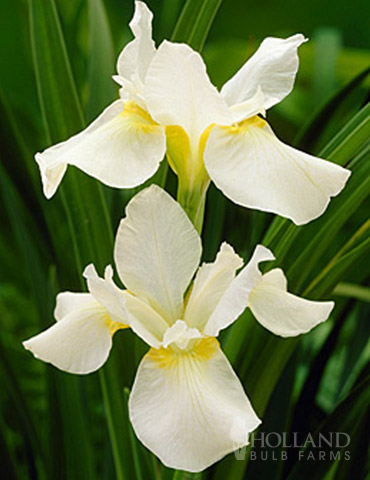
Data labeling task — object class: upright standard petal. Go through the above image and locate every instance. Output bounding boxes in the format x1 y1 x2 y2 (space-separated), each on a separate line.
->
145 41 232 144
129 338 261 472
162 320 202 350
23 296 116 374
115 1 156 105
204 245 275 336
36 100 166 198
248 269 334 337
122 291 169 348
114 185 202 322
184 242 243 331
83 264 128 325
204 118 351 225
221 34 307 113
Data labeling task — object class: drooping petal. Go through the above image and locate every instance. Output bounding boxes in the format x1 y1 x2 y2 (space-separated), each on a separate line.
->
83 264 128 325
145 41 232 145
54 292 95 321
114 185 202 322
129 338 261 472
204 118 351 225
23 298 114 374
114 1 156 106
204 245 275 337
122 291 169 348
36 100 166 198
184 242 243 331
221 34 307 113
248 268 334 337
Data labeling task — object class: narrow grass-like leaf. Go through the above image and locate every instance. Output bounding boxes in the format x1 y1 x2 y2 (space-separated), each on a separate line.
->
286 365 370 480
171 0 223 50
86 0 115 121
28 1 124 478
289 302 350 437
306 219 370 298
0 341 44 480
294 65 370 152
0 415 18 480
333 282 370 302
321 101 370 163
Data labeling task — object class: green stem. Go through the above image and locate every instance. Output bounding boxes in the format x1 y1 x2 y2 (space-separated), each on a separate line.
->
177 178 209 233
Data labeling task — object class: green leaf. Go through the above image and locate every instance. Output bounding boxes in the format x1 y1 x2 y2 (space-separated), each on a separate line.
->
306 219 370 298
0 415 18 480
286 365 370 480
29 0 114 271
312 28 342 105
333 282 370 302
294 65 370 152
29 0 84 140
321 101 370 165
171 0 223 51
85 0 116 121
28 1 128 478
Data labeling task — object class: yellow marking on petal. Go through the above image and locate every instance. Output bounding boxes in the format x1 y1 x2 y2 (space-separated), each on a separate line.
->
221 115 267 135
239 115 267 129
165 124 210 228
104 314 129 336
147 337 219 369
199 124 215 159
120 101 160 133
165 125 190 177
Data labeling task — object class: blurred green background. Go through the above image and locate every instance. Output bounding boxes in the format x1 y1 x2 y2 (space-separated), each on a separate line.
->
0 0 369 479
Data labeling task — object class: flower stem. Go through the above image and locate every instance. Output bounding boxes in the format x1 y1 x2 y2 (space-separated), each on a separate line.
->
177 178 209 233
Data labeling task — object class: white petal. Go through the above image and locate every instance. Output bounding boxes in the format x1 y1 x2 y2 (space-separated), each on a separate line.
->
229 86 266 123
115 1 156 105
23 300 113 374
117 2 155 80
54 292 95 321
145 41 232 144
204 245 275 337
122 291 169 348
36 100 166 198
114 185 202 322
184 242 243 331
129 338 261 472
35 156 67 199
83 264 128 325
162 320 202 349
249 268 334 337
204 119 351 225
221 34 307 113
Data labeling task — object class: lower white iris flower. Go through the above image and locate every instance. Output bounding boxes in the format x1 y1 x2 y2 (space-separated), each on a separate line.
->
23 186 334 471
36 1 350 225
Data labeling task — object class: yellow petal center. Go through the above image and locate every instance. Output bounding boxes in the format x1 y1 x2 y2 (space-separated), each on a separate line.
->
147 337 219 369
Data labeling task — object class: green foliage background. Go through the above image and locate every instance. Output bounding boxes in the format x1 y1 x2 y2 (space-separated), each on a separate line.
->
0 0 369 479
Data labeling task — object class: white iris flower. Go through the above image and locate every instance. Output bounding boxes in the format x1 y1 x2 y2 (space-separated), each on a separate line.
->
23 185 334 471
36 1 350 225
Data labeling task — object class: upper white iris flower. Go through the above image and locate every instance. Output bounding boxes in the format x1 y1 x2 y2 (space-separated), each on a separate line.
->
36 1 350 225
23 185 334 472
